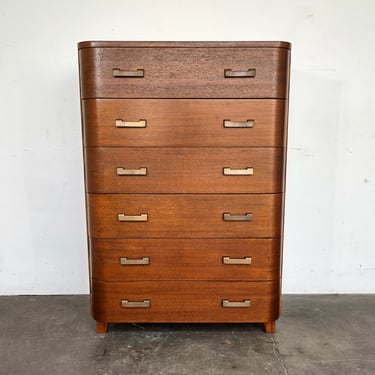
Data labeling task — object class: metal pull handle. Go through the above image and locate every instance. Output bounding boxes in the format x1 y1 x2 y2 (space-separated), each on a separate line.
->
223 167 253 176
120 257 150 265
117 167 147 176
224 69 256 78
223 213 253 221
115 119 147 128
121 299 150 308
223 256 252 265
118 213 148 222
113 68 144 77
222 299 251 308
223 119 254 128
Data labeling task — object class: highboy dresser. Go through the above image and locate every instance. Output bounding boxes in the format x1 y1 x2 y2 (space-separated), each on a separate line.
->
78 41 291 334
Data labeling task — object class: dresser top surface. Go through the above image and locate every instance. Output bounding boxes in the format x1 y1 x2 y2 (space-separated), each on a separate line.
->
78 41 291 49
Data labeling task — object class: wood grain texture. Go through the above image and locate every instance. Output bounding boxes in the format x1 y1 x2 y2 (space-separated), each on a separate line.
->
78 41 291 332
79 47 289 99
87 193 282 238
91 279 280 323
78 41 291 49
85 147 284 193
82 99 287 147
90 238 281 281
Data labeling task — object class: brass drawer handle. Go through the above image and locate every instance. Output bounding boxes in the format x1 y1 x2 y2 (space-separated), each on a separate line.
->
223 119 254 128
118 213 148 222
117 167 147 176
223 167 253 176
224 68 256 78
222 299 251 308
115 119 147 128
113 68 144 77
223 213 253 221
223 256 252 265
120 256 150 265
121 299 150 308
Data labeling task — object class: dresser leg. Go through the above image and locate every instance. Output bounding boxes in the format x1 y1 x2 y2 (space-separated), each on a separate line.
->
96 321 108 334
264 321 276 333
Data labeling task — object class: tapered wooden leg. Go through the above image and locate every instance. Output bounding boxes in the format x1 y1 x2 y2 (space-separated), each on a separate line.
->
96 321 108 334
264 321 276 333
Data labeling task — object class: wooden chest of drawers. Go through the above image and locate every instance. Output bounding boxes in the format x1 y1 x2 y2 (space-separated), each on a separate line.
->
78 41 291 334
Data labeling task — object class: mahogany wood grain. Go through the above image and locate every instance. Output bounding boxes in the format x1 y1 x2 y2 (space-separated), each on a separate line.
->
82 99 287 147
79 47 289 99
78 41 291 49
87 193 282 239
78 41 291 333
91 280 280 323
90 238 281 281
85 147 284 194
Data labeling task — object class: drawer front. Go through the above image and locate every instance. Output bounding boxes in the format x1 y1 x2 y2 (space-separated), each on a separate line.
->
82 99 286 147
88 193 282 238
79 47 289 99
92 280 280 323
85 147 284 194
90 238 281 281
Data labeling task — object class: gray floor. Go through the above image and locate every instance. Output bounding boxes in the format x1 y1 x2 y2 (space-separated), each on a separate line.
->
0 295 374 375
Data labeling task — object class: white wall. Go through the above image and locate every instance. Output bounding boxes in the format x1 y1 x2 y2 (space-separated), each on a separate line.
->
1 0 374 294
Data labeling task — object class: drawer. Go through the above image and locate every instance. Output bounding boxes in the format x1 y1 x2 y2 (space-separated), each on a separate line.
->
85 147 284 194
90 238 281 281
87 193 282 238
79 47 289 99
91 280 280 323
82 99 286 147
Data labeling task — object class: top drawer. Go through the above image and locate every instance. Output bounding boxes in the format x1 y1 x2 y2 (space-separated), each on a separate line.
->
79 47 290 99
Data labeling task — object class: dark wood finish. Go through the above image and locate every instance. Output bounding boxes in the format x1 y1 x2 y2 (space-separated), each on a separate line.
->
78 41 292 49
92 280 280 323
79 47 289 99
96 321 108 334
82 99 287 147
87 193 282 238
90 238 281 281
85 147 284 193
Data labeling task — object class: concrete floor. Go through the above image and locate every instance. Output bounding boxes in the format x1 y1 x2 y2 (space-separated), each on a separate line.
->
0 295 374 375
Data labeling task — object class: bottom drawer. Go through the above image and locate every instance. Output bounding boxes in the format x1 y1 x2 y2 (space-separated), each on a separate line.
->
92 280 280 323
